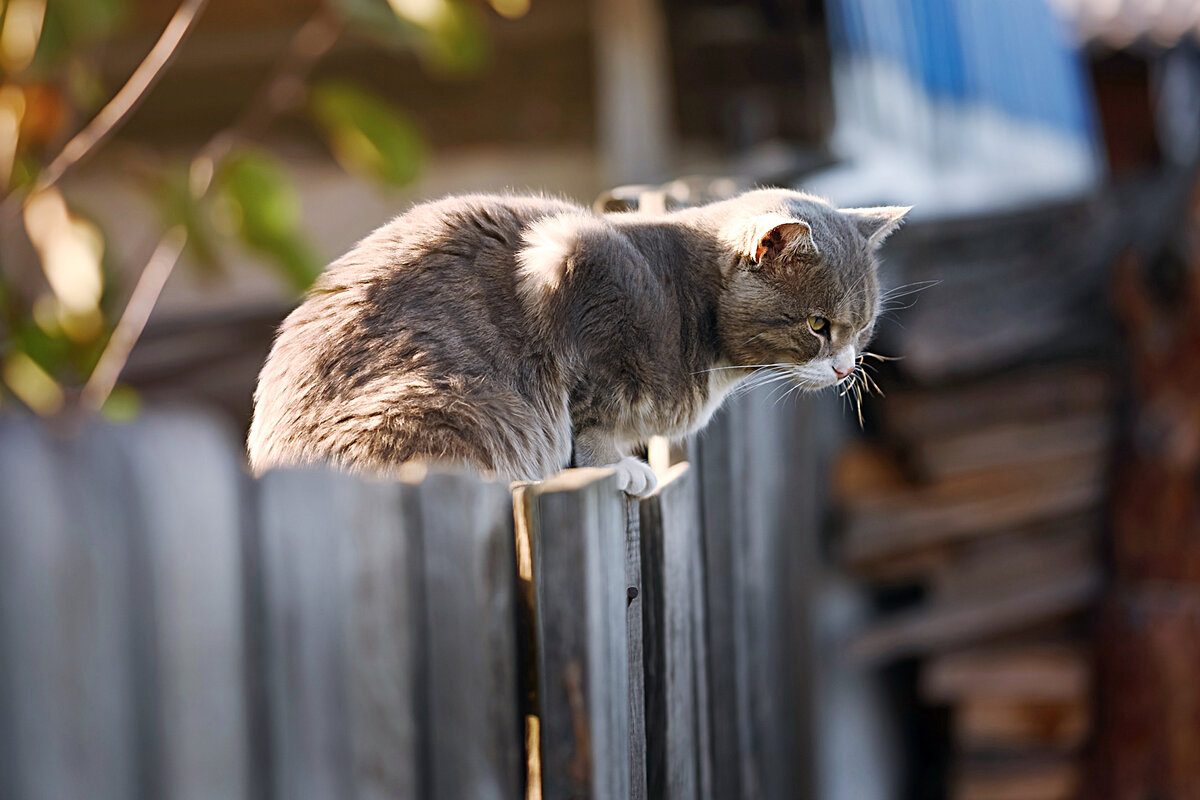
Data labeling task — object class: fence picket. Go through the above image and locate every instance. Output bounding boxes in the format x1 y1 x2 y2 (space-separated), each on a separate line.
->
257 469 420 800
0 422 141 800
416 473 522 800
694 388 817 799
639 462 710 800
524 468 631 800
118 413 250 800
624 494 649 800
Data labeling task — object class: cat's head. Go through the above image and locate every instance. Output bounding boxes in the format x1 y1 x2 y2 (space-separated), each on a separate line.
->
715 190 909 390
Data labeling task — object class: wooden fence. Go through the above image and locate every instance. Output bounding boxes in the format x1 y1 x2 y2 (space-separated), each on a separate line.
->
0 389 824 800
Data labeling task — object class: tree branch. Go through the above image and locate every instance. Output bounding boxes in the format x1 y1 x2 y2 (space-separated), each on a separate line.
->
77 10 342 416
0 0 211 224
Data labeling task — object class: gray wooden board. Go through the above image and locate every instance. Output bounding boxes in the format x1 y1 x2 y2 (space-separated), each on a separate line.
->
694 406 744 800
118 412 250 800
0 419 141 800
528 468 630 800
693 387 819 800
416 472 521 800
640 462 708 800
624 494 648 800
257 468 420 800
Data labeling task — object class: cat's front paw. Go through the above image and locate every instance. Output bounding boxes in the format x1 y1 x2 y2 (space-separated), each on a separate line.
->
611 456 657 498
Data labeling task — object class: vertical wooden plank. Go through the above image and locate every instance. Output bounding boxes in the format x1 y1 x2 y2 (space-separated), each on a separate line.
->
0 420 141 800
416 472 521 800
640 462 708 800
688 468 715 800
693 387 820 800
257 469 420 800
118 412 250 800
527 468 631 800
625 495 648 800
694 408 753 800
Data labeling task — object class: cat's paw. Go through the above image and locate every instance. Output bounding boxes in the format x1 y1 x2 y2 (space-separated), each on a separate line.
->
610 456 657 498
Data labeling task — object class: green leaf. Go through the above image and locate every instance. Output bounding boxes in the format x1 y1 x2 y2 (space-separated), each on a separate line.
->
416 0 488 75
12 319 72 375
31 0 129 73
156 168 222 279
215 149 322 293
100 383 140 421
329 0 487 75
309 81 424 187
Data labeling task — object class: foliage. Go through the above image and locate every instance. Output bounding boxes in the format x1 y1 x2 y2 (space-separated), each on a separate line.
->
0 0 498 417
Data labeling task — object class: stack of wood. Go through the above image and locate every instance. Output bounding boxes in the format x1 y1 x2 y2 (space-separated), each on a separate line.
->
832 198 1125 800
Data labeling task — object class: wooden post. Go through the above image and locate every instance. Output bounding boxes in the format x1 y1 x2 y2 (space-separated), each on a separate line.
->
117 413 250 800
416 473 523 800
0 422 141 800
1092 243 1200 798
693 387 818 800
257 469 419 800
640 462 712 800
589 0 673 185
523 468 634 800
625 495 649 800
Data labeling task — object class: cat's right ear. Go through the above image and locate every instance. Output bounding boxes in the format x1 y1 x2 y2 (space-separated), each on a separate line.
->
840 206 911 248
743 214 817 268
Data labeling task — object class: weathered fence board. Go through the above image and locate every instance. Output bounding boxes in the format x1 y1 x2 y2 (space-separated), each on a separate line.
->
258 466 521 800
416 472 522 800
0 422 141 800
640 462 712 800
258 469 380 800
624 495 649 800
117 413 250 800
524 468 633 800
694 388 820 800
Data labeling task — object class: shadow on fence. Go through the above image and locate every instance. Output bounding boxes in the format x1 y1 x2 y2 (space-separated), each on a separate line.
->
0 388 825 800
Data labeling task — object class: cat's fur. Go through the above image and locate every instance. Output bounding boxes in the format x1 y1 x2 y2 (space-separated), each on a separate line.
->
248 189 907 495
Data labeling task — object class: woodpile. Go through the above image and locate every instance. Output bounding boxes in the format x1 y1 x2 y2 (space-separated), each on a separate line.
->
833 197 1124 800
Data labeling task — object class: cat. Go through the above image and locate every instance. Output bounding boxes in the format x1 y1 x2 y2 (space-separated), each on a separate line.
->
248 188 907 496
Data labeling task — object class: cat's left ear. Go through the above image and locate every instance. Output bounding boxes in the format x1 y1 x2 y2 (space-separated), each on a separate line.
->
744 214 817 266
841 206 912 248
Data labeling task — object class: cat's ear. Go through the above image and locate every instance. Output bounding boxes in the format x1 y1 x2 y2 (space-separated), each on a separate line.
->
840 206 911 248
745 215 817 267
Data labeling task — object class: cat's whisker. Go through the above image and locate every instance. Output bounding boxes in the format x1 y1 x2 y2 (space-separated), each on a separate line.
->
880 279 940 301
729 370 794 399
742 332 771 347
861 370 885 397
693 362 796 375
879 297 922 313
851 377 865 427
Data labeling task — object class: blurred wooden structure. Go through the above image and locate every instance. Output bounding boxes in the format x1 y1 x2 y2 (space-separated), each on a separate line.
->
1091 167 1200 800
833 197 1126 800
0 384 823 800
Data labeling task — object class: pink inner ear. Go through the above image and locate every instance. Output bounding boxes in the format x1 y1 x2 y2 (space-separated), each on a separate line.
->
754 221 812 263
755 228 785 263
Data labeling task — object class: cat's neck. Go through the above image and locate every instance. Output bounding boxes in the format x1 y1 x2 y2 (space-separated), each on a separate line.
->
606 211 727 283
603 212 730 372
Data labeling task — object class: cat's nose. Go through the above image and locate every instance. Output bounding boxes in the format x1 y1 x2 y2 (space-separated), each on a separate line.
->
832 364 853 380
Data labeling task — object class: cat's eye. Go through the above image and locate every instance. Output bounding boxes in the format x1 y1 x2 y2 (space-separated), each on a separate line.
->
808 316 829 333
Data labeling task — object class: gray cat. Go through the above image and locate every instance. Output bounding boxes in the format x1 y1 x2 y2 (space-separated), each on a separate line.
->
248 188 907 496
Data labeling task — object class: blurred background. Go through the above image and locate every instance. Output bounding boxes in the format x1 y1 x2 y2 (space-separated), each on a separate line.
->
2 0 1200 798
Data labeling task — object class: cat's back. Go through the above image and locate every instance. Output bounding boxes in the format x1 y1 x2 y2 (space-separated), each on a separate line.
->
321 192 580 285
248 192 583 476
